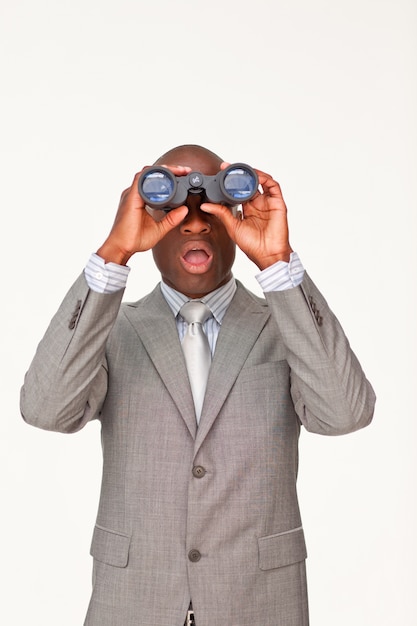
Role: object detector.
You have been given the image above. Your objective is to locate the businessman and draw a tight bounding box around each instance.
[21,144,376,626]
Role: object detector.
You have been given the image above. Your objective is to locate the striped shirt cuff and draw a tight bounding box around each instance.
[256,252,305,292]
[84,253,130,293]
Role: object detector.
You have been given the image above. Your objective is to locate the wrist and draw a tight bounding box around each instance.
[254,247,293,270]
[96,241,132,266]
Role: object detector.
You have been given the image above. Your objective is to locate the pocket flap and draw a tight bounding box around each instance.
[90,525,130,568]
[258,527,307,571]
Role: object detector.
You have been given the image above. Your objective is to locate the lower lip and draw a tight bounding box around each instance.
[180,253,213,274]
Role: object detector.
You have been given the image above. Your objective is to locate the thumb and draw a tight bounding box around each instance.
[157,205,189,236]
[200,202,240,240]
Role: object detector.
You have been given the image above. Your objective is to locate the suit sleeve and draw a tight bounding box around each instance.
[20,273,125,434]
[265,272,376,435]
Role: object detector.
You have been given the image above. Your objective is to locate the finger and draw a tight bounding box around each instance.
[120,170,149,203]
[200,202,240,238]
[253,167,273,180]
[158,164,192,176]
[254,170,284,199]
[157,205,189,236]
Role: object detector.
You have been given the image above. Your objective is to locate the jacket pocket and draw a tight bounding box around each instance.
[258,526,307,570]
[90,524,131,568]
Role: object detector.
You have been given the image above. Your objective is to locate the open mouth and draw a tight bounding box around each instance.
[183,249,210,265]
[181,242,213,272]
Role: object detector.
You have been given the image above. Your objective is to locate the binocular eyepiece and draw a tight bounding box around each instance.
[138,163,258,210]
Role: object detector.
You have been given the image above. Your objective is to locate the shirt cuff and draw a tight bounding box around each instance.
[84,253,130,293]
[256,252,305,292]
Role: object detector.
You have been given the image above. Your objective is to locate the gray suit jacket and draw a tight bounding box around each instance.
[20,272,375,626]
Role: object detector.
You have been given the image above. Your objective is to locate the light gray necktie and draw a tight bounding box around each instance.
[180,301,212,423]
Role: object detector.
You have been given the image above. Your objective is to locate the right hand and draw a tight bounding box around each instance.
[96,166,191,265]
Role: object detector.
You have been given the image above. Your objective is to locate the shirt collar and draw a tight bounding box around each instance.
[160,276,237,325]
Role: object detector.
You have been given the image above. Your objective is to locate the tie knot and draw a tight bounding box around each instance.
[180,301,211,325]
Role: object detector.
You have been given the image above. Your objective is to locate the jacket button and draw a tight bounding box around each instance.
[192,465,206,478]
[188,549,201,563]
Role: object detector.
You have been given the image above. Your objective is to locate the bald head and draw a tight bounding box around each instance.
[154,144,223,176]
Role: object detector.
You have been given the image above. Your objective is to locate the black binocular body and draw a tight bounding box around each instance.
[138,163,258,210]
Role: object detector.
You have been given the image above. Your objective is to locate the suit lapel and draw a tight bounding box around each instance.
[195,282,270,452]
[122,282,270,447]
[122,285,197,439]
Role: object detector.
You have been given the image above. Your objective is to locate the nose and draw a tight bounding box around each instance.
[180,204,211,235]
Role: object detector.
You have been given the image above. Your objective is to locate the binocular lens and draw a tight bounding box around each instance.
[138,162,258,209]
[141,170,174,204]
[223,167,257,201]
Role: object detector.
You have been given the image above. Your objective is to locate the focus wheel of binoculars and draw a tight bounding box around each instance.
[138,163,258,210]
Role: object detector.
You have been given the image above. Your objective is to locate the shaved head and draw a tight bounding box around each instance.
[154,144,223,176]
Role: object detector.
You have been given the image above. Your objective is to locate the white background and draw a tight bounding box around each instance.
[1,0,416,623]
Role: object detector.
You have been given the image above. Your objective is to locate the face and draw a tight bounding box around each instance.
[150,147,236,299]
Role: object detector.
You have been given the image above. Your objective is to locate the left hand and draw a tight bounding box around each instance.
[200,164,293,270]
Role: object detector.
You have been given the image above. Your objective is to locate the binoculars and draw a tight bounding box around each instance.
[138,163,258,210]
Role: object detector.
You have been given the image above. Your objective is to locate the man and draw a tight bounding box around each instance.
[20,144,376,626]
